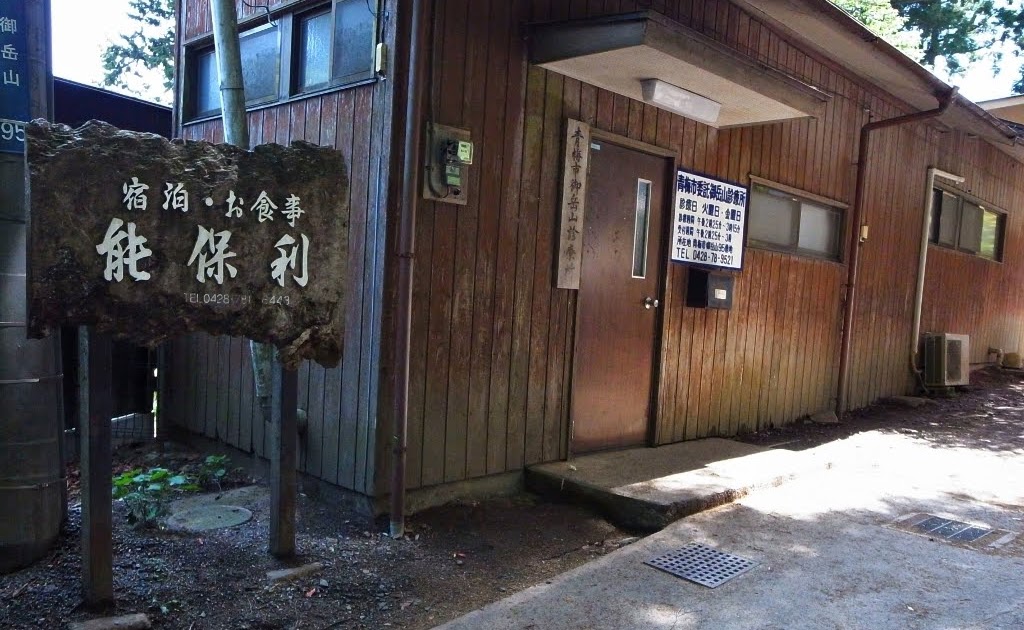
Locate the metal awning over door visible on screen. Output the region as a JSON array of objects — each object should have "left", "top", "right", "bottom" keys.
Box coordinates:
[{"left": 528, "top": 11, "right": 828, "bottom": 128}]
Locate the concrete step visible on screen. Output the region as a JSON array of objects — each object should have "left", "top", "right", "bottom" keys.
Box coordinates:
[{"left": 526, "top": 438, "right": 833, "bottom": 531}]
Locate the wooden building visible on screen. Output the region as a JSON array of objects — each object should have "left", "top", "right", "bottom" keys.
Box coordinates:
[{"left": 167, "top": 0, "right": 1024, "bottom": 509}]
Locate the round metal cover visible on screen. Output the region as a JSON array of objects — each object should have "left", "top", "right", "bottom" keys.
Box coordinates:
[{"left": 166, "top": 505, "right": 253, "bottom": 532}]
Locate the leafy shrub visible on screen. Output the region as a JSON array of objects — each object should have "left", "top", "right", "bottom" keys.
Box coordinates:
[
  {"left": 197, "top": 454, "right": 230, "bottom": 491},
  {"left": 112, "top": 467, "right": 198, "bottom": 528}
]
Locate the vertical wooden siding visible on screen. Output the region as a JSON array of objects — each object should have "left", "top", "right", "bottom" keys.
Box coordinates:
[
  {"left": 172, "top": 0, "right": 1024, "bottom": 499},
  {"left": 389, "top": 0, "right": 854, "bottom": 491},
  {"left": 165, "top": 0, "right": 396, "bottom": 495},
  {"left": 844, "top": 121, "right": 1024, "bottom": 409},
  {"left": 390, "top": 0, "right": 1024, "bottom": 495},
  {"left": 182, "top": 0, "right": 285, "bottom": 41},
  {"left": 919, "top": 133, "right": 1024, "bottom": 364}
]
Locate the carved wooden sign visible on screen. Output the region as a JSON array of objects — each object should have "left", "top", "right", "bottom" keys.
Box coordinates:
[
  {"left": 26, "top": 120, "right": 349, "bottom": 368},
  {"left": 555, "top": 119, "right": 590, "bottom": 290}
]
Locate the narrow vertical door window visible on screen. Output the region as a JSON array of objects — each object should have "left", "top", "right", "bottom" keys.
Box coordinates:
[{"left": 633, "top": 179, "right": 652, "bottom": 278}]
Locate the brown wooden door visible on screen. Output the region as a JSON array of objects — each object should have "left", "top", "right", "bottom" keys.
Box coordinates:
[{"left": 571, "top": 140, "right": 668, "bottom": 453}]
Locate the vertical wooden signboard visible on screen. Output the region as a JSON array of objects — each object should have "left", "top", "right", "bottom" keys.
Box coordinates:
[{"left": 555, "top": 119, "right": 590, "bottom": 289}]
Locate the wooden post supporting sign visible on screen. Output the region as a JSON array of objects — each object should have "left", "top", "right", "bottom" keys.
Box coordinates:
[
  {"left": 269, "top": 356, "right": 297, "bottom": 557},
  {"left": 79, "top": 326, "right": 113, "bottom": 606}
]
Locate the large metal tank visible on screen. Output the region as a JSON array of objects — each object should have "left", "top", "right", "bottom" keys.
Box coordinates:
[{"left": 0, "top": 154, "right": 65, "bottom": 573}]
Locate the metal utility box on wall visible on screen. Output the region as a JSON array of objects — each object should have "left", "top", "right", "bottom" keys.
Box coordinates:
[
  {"left": 422, "top": 122, "right": 473, "bottom": 206},
  {"left": 922, "top": 333, "right": 970, "bottom": 387},
  {"left": 686, "top": 268, "right": 734, "bottom": 309}
]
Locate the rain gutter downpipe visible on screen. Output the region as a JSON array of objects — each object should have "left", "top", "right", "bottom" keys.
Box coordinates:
[
  {"left": 390, "top": 0, "right": 426, "bottom": 539},
  {"left": 836, "top": 87, "right": 958, "bottom": 413},
  {"left": 911, "top": 168, "right": 965, "bottom": 384}
]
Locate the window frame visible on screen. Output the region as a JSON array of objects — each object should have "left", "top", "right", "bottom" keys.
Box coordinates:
[
  {"left": 929, "top": 185, "right": 1006, "bottom": 263},
  {"left": 291, "top": 0, "right": 378, "bottom": 95},
  {"left": 747, "top": 176, "right": 846, "bottom": 262},
  {"left": 183, "top": 0, "right": 379, "bottom": 124}
]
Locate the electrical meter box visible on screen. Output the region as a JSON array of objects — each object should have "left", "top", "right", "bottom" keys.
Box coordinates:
[
  {"left": 686, "top": 268, "right": 734, "bottom": 309},
  {"left": 423, "top": 123, "right": 473, "bottom": 206}
]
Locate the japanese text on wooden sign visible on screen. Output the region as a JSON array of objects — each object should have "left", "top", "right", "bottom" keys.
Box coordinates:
[
  {"left": 555, "top": 119, "right": 590, "bottom": 290},
  {"left": 105, "top": 179, "right": 311, "bottom": 290},
  {"left": 0, "top": 0, "right": 29, "bottom": 154},
  {"left": 670, "top": 170, "right": 747, "bottom": 270},
  {"left": 28, "top": 120, "right": 349, "bottom": 368}
]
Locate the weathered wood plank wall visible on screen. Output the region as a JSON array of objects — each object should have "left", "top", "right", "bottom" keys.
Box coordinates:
[
  {"left": 921, "top": 136, "right": 1024, "bottom": 357},
  {"left": 166, "top": 0, "right": 396, "bottom": 495},
  {"left": 381, "top": 0, "right": 1024, "bottom": 494},
  {"left": 169, "top": 0, "right": 1024, "bottom": 499},
  {"left": 381, "top": 0, "right": 853, "bottom": 492},
  {"left": 844, "top": 121, "right": 1024, "bottom": 410}
]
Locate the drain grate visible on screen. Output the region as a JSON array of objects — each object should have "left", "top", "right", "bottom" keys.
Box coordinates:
[
  {"left": 890, "top": 513, "right": 1019, "bottom": 550},
  {"left": 909, "top": 514, "right": 992, "bottom": 541},
  {"left": 645, "top": 543, "right": 757, "bottom": 588}
]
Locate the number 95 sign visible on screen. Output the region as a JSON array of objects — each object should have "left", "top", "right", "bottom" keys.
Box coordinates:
[{"left": 1, "top": 118, "right": 26, "bottom": 151}]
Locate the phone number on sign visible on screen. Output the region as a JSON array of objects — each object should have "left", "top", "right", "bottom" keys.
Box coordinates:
[{"left": 183, "top": 293, "right": 292, "bottom": 307}]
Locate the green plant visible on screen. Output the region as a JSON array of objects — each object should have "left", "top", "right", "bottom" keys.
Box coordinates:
[
  {"left": 197, "top": 454, "right": 230, "bottom": 491},
  {"left": 112, "top": 467, "right": 198, "bottom": 528}
]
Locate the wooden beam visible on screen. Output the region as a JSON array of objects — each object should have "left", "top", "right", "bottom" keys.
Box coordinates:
[
  {"left": 79, "top": 327, "right": 113, "bottom": 606},
  {"left": 269, "top": 354, "right": 297, "bottom": 557}
]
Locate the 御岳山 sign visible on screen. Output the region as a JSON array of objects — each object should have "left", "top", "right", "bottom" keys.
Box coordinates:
[
  {"left": 27, "top": 120, "right": 348, "bottom": 368},
  {"left": 0, "top": 0, "right": 30, "bottom": 154},
  {"left": 670, "top": 170, "right": 747, "bottom": 270}
]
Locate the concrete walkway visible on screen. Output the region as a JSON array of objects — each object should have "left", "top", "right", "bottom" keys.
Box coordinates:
[
  {"left": 441, "top": 430, "right": 1024, "bottom": 629},
  {"left": 527, "top": 438, "right": 834, "bottom": 530}
]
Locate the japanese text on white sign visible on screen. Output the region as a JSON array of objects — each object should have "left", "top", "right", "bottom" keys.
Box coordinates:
[{"left": 670, "top": 170, "right": 747, "bottom": 270}]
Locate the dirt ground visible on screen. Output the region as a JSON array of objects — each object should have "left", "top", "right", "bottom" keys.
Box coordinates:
[{"left": 2, "top": 367, "right": 1023, "bottom": 630}]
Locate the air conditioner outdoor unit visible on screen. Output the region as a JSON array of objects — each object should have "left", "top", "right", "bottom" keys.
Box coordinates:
[{"left": 922, "top": 333, "right": 970, "bottom": 387}]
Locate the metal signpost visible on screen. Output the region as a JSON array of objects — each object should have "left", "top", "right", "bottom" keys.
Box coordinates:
[{"left": 0, "top": 0, "right": 29, "bottom": 155}]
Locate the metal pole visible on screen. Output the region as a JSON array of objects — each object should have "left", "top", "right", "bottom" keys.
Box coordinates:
[
  {"left": 209, "top": 0, "right": 248, "bottom": 148},
  {"left": 390, "top": 0, "right": 427, "bottom": 539},
  {"left": 835, "top": 88, "right": 958, "bottom": 413},
  {"left": 210, "top": 0, "right": 294, "bottom": 553}
]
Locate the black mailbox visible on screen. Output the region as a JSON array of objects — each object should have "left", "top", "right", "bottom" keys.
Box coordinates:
[{"left": 686, "top": 268, "right": 734, "bottom": 309}]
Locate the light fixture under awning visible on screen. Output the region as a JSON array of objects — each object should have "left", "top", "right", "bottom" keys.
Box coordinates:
[{"left": 529, "top": 11, "right": 828, "bottom": 129}]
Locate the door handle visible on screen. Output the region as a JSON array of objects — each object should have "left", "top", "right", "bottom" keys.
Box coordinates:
[{"left": 643, "top": 297, "right": 660, "bottom": 309}]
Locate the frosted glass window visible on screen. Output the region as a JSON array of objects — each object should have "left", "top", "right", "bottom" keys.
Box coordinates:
[
  {"left": 632, "top": 180, "right": 652, "bottom": 278},
  {"left": 334, "top": 0, "right": 376, "bottom": 82},
  {"left": 749, "top": 185, "right": 797, "bottom": 247},
  {"left": 797, "top": 202, "right": 840, "bottom": 254},
  {"left": 298, "top": 12, "right": 332, "bottom": 90},
  {"left": 959, "top": 201, "right": 982, "bottom": 254},
  {"left": 936, "top": 191, "right": 960, "bottom": 247},
  {"left": 195, "top": 50, "right": 219, "bottom": 116},
  {"left": 187, "top": 0, "right": 378, "bottom": 118},
  {"left": 980, "top": 209, "right": 1003, "bottom": 261},
  {"left": 240, "top": 26, "right": 280, "bottom": 103},
  {"left": 749, "top": 182, "right": 843, "bottom": 260}
]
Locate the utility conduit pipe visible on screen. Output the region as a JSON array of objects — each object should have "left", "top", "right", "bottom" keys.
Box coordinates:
[
  {"left": 390, "top": 0, "right": 427, "bottom": 539},
  {"left": 836, "top": 87, "right": 958, "bottom": 413},
  {"left": 911, "top": 168, "right": 965, "bottom": 383}
]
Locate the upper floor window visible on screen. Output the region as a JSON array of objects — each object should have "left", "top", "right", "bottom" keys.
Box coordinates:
[
  {"left": 185, "top": 0, "right": 377, "bottom": 121},
  {"left": 296, "top": 0, "right": 376, "bottom": 92},
  {"left": 748, "top": 180, "right": 843, "bottom": 260},
  {"left": 930, "top": 187, "right": 1004, "bottom": 261},
  {"left": 193, "top": 23, "right": 281, "bottom": 119}
]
